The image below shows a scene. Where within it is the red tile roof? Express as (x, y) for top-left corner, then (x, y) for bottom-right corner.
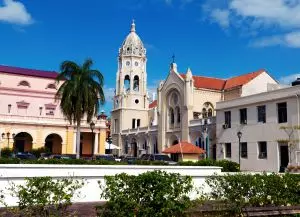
(162, 141), (205, 154)
(0, 65), (59, 79)
(180, 69), (265, 91)
(224, 70), (264, 90)
(149, 100), (157, 109)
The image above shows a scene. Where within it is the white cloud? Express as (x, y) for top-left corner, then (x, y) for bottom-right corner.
(104, 86), (115, 103)
(204, 0), (300, 48)
(210, 9), (230, 28)
(252, 31), (300, 48)
(279, 73), (300, 84)
(0, 0), (33, 25)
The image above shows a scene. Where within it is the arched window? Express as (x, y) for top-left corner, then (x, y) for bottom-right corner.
(133, 75), (139, 91)
(169, 108), (174, 124)
(203, 102), (214, 118)
(202, 108), (207, 118)
(208, 108), (213, 117)
(46, 83), (56, 89)
(176, 106), (181, 123)
(18, 80), (30, 87)
(124, 75), (130, 92)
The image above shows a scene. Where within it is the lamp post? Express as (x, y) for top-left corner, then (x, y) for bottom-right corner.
(107, 136), (112, 154)
(237, 131), (242, 167)
(90, 121), (95, 157)
(1, 132), (16, 158)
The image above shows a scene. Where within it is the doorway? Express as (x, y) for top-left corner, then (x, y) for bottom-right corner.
(212, 144), (217, 160)
(280, 145), (289, 172)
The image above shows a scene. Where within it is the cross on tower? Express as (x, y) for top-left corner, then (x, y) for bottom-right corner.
(172, 54), (175, 63)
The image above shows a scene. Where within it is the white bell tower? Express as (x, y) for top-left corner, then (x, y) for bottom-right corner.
(111, 21), (149, 153)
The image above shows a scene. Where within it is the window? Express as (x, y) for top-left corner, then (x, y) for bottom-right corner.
(18, 80), (30, 87)
(240, 108), (247, 124)
(277, 102), (287, 123)
(225, 143), (231, 158)
(202, 108), (207, 118)
(208, 108), (213, 117)
(169, 108), (174, 124)
(258, 142), (267, 159)
(257, 105), (266, 123)
(176, 106), (180, 123)
(132, 119), (136, 129)
(241, 142), (247, 158)
(46, 83), (56, 89)
(224, 111), (231, 128)
(133, 75), (139, 91)
(113, 119), (118, 134)
(124, 75), (130, 92)
(137, 119), (140, 128)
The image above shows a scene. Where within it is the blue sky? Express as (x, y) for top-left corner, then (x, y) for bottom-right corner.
(1, 0), (300, 114)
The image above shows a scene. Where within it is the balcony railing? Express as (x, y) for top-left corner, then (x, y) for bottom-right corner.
(189, 117), (216, 127)
(121, 124), (158, 135)
(0, 114), (102, 128)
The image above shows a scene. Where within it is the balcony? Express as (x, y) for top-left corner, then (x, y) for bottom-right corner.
(0, 114), (104, 129)
(189, 117), (216, 127)
(121, 124), (158, 135)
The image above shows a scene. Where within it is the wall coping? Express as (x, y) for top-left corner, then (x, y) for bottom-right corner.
(0, 164), (222, 170)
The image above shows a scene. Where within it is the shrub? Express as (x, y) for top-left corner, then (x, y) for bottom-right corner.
(0, 158), (20, 164)
(205, 173), (300, 214)
(31, 147), (51, 158)
(0, 190), (4, 206)
(1, 147), (13, 158)
(9, 176), (84, 216)
(178, 159), (240, 172)
(97, 170), (194, 217)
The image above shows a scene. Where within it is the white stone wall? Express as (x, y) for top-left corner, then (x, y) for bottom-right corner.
(0, 164), (222, 207)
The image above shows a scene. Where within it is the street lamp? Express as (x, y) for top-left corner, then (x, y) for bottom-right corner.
(237, 131), (242, 167)
(1, 132), (16, 158)
(90, 121), (95, 157)
(107, 136), (112, 154)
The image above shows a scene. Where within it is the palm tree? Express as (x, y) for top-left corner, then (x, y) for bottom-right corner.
(55, 59), (105, 159)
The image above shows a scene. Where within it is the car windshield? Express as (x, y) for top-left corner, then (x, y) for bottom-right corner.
(155, 155), (171, 161)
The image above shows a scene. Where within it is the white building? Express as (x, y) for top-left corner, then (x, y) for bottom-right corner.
(216, 82), (300, 172)
(111, 21), (281, 163)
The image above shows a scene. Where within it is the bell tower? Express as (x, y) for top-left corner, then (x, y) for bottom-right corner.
(111, 21), (149, 153)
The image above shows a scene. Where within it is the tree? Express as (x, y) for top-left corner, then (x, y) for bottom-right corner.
(55, 59), (105, 159)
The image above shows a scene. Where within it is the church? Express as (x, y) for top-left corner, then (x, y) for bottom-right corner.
(111, 21), (278, 159)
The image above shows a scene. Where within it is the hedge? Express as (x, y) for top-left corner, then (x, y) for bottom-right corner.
(0, 158), (239, 172)
(205, 172), (300, 214)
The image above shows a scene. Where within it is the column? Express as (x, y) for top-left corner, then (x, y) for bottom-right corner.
(73, 132), (76, 154)
(94, 133), (99, 154)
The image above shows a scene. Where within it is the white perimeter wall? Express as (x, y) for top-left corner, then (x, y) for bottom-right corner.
(0, 164), (222, 207)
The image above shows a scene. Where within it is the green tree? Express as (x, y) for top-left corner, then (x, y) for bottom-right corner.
(55, 59), (105, 159)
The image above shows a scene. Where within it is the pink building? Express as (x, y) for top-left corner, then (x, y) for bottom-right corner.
(0, 65), (107, 156)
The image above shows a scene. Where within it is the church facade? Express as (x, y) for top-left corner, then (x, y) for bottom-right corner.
(111, 22), (278, 159)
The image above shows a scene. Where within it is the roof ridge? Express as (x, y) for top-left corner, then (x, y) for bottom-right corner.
(225, 69), (265, 80)
(0, 64), (57, 73)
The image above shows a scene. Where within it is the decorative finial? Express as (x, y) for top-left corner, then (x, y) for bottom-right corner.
(172, 54), (175, 63)
(131, 19), (136, 32)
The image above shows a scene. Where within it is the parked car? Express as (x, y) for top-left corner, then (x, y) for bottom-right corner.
(121, 156), (137, 164)
(49, 154), (72, 160)
(94, 154), (116, 161)
(15, 152), (36, 160)
(140, 154), (177, 165)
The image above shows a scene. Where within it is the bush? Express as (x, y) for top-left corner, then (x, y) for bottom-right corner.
(31, 147), (51, 158)
(0, 158), (20, 164)
(97, 170), (194, 217)
(9, 176), (84, 216)
(178, 159), (240, 172)
(205, 173), (300, 214)
(1, 147), (13, 158)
